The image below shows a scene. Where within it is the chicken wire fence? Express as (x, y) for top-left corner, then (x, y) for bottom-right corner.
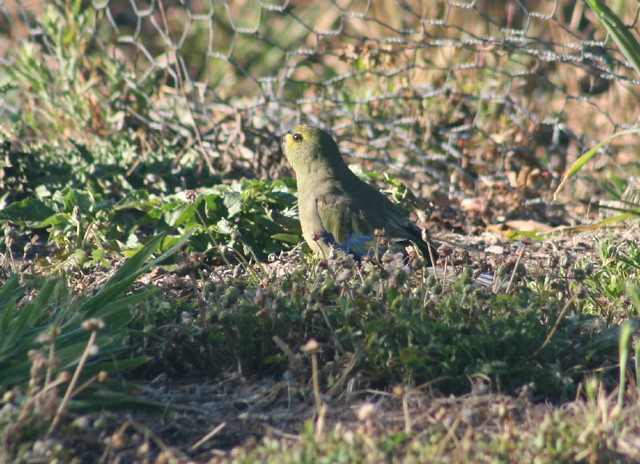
(1, 0), (639, 189)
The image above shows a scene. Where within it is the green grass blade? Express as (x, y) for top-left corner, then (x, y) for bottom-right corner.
(0, 232), (189, 387)
(74, 231), (189, 315)
(0, 276), (23, 345)
(0, 279), (60, 355)
(554, 129), (640, 199)
(585, 0), (640, 75)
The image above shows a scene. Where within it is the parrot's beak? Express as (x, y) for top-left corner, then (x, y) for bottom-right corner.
(281, 131), (292, 151)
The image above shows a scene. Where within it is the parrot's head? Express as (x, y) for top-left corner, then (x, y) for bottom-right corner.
(282, 125), (345, 175)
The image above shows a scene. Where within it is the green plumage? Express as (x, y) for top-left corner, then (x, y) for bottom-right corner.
(281, 124), (437, 264)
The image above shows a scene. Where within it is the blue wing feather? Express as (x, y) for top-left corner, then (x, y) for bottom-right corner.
(315, 190), (424, 260)
(321, 230), (375, 258)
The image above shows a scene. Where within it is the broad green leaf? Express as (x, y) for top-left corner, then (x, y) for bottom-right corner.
(0, 197), (56, 224)
(224, 191), (243, 217)
(164, 203), (196, 227)
(63, 189), (94, 213)
(114, 189), (152, 209)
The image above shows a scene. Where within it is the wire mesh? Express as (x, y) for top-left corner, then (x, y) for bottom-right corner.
(1, 0), (639, 192)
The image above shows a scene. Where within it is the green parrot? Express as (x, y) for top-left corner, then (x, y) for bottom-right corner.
(281, 124), (438, 265)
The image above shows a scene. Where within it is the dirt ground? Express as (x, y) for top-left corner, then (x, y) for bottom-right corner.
(55, 225), (638, 462)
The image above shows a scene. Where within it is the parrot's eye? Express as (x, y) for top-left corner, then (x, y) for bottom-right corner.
(292, 133), (303, 142)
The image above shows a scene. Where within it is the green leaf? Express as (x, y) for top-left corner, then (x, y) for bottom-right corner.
(114, 190), (152, 209)
(224, 191), (243, 217)
(164, 203), (196, 227)
(271, 233), (301, 244)
(0, 197), (56, 224)
(62, 189), (94, 213)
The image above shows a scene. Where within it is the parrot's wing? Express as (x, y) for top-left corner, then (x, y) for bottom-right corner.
(383, 211), (438, 262)
(385, 213), (424, 246)
(315, 192), (378, 258)
(314, 189), (437, 263)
